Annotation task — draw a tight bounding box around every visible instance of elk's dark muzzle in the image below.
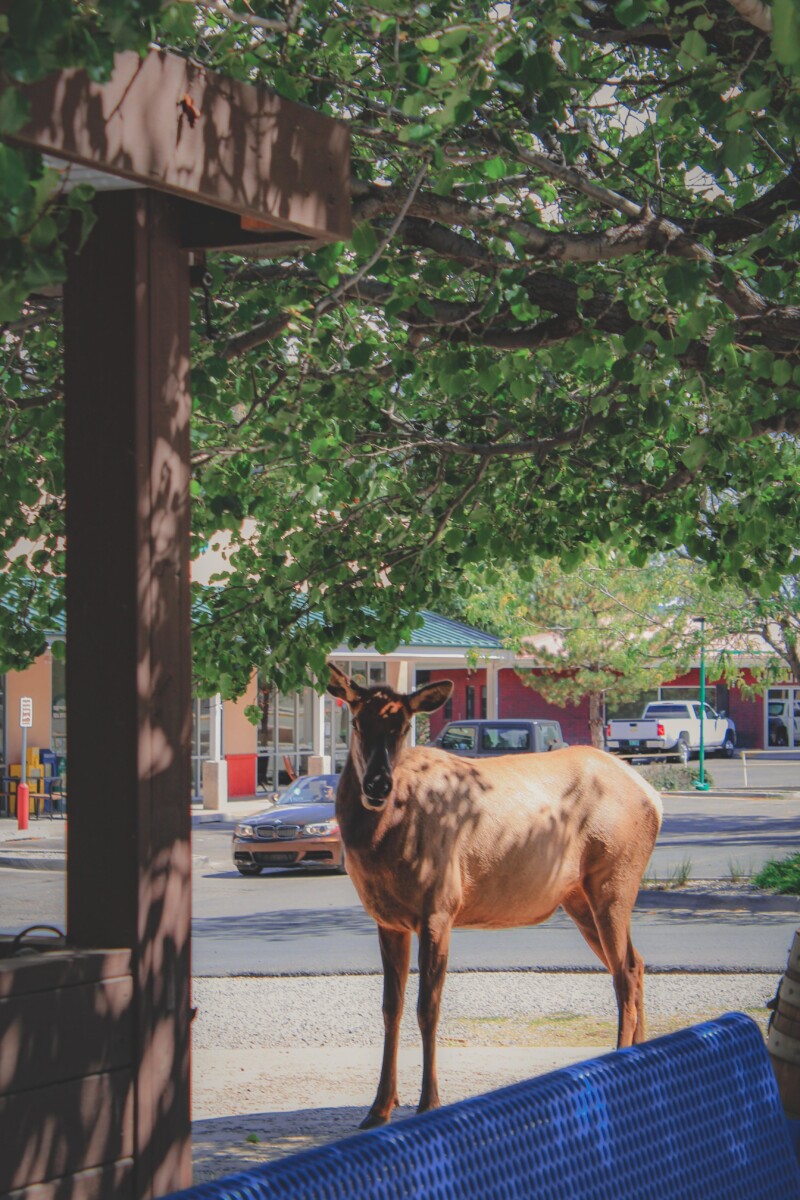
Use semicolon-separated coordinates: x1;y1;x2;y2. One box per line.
362;744;392;808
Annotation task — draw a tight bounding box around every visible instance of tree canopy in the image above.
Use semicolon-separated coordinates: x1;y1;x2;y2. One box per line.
2;0;800;697
444;552;800;742
450;555;697;744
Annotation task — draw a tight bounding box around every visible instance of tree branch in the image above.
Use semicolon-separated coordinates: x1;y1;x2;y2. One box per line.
725;0;772;32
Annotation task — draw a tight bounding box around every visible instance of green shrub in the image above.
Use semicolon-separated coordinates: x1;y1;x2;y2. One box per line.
633;762;715;791
752;854;800;895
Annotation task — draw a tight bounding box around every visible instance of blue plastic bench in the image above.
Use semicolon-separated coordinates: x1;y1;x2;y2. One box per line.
171;1013;800;1200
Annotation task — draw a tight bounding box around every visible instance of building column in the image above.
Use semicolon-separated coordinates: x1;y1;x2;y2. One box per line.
308;687;331;775
64;189;192;1197
203;694;228;810
408;662;418;745
486;661;500;719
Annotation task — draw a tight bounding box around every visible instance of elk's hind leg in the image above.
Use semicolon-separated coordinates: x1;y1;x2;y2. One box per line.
582;878;646;1048
361;925;411;1129
562;888;610;971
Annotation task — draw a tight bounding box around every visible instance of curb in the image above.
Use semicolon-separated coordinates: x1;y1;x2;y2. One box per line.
636;888;800;915
0;852;64;872
0;850;212;872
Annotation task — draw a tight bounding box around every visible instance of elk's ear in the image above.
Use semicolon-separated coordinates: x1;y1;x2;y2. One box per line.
407;680;453;714
327;664;362;707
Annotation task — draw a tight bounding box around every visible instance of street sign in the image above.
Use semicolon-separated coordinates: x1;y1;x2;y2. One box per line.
19;697;33;728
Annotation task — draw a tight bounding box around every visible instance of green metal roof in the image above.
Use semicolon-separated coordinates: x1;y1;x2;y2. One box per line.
401;610;501;650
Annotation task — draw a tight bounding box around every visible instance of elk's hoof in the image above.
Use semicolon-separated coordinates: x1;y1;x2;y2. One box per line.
359;1111;391;1130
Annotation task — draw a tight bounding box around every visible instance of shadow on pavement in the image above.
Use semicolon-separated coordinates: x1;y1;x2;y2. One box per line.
192;907;377;941
192;1105;416;1183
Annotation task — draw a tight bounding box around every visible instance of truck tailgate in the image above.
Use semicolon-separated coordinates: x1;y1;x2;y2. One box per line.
608;720;660;741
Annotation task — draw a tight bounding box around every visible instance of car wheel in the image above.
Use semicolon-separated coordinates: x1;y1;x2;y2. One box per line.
336;848;348;876
236;864;263;876
677;735;690;765
721;732;736;758
775;726;789;747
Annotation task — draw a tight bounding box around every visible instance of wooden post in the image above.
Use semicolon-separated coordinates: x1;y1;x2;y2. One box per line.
64;189;192;1197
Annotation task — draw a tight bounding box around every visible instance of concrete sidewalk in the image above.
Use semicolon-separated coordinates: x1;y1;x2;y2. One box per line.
188;970;780;1184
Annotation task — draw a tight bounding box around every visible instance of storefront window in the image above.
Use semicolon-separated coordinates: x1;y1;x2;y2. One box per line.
766;687;800;748
256;679;319;790
192;697;211;800
255;663;387;787
659;685;718;708
328;661;386;771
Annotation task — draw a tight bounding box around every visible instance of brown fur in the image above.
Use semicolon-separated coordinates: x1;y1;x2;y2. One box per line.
328;665;662;1129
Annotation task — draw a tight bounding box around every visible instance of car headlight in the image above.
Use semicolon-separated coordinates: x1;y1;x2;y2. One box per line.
234;823;254;838
304;820;338;837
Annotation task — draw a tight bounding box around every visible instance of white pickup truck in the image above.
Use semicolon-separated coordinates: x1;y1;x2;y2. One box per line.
605;701;736;762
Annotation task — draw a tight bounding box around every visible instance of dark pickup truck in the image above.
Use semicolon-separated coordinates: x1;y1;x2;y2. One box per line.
432;718;567;758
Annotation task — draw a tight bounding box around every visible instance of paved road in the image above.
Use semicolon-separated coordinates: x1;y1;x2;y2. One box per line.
4;786;798;975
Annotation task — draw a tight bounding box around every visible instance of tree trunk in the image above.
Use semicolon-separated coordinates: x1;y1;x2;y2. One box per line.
588;692;605;749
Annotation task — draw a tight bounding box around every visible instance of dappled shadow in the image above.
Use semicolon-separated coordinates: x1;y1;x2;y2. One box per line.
192;1106;417;1185
193;906;376;942
660;811;800;849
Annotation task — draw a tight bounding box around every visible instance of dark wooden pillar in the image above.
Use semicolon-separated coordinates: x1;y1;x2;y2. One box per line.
64;189;192;1197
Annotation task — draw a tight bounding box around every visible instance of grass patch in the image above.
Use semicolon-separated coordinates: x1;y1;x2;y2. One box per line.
752;853;800;895
643;855;693;889
727;858;751;884
634;762;715;791
443;1008;770;1049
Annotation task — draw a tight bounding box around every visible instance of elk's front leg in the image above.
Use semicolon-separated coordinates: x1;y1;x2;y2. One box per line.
417;912;452;1115
361;925;411;1129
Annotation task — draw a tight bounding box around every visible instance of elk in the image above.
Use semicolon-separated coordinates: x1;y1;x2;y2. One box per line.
328;664;663;1129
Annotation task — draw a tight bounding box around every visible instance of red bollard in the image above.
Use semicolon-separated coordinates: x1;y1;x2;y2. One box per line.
17;782;29;831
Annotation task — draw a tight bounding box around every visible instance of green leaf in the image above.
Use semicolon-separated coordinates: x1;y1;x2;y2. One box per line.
772;360;792;386
613;0;651;28
623;326;646;353
679;30;708;67
0;87;29;135
723;132;752;172
351;221;378;258
347;342;372;367
682;436;708;471
484;156;506;180
773;0;800;67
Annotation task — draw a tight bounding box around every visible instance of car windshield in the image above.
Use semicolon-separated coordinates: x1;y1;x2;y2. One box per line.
480;726;530;751
440;726;476;750
277;777;338;806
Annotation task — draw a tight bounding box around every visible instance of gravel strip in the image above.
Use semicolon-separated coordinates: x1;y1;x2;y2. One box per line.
192;972;779;1050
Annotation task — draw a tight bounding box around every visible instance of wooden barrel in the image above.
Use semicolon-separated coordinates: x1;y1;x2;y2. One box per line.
768;927;800;1120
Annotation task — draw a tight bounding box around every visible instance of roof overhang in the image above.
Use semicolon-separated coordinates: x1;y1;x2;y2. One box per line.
6;48;351;253
332;647;515;667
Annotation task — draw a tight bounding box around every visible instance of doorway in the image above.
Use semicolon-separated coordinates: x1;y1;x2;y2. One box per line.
766;687;800;748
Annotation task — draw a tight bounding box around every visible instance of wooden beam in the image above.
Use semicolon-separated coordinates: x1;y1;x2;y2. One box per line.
64;190;192;1198
176;196;326;254
9;48;351;245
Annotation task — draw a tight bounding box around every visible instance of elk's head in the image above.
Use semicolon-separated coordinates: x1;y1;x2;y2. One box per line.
327;665;453;811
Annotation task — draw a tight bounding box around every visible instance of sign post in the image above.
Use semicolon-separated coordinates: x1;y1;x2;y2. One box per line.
18;697;33;830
